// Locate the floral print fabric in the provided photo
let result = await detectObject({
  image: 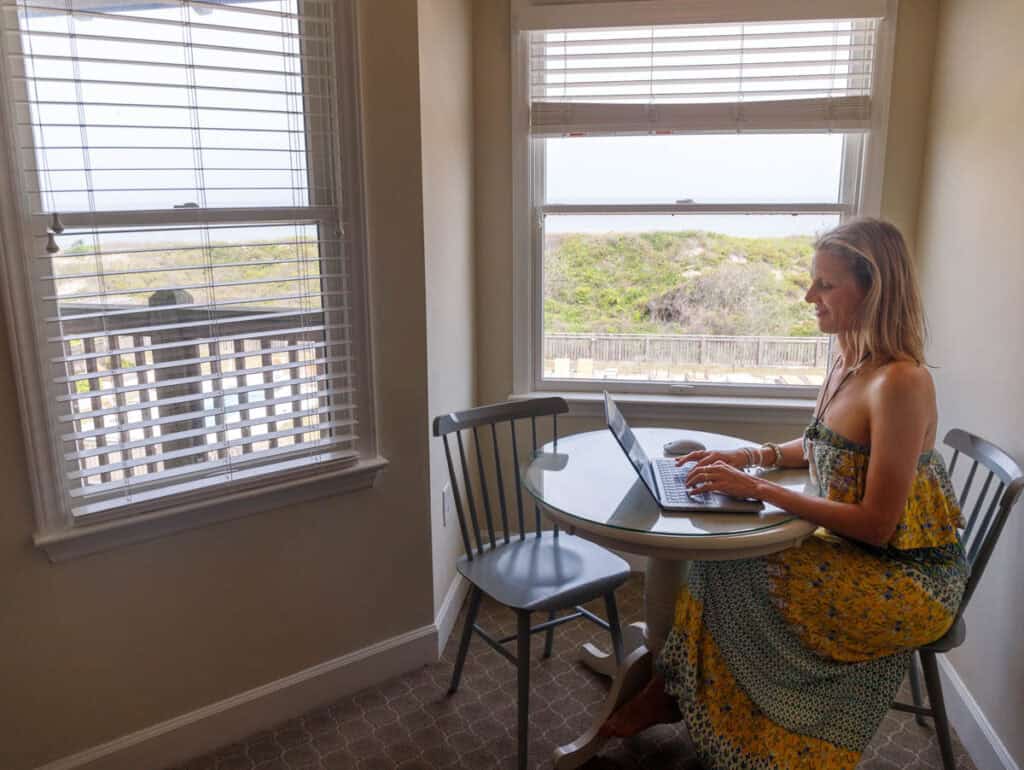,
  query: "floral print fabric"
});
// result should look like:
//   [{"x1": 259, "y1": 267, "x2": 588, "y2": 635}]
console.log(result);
[{"x1": 657, "y1": 422, "x2": 968, "y2": 770}]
